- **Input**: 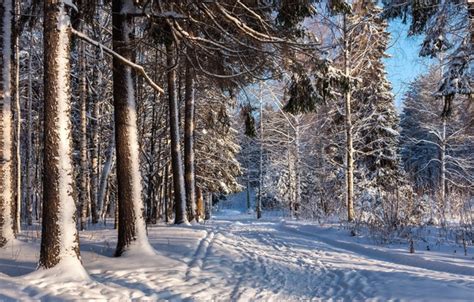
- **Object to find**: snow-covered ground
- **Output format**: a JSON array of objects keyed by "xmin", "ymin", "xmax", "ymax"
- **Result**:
[{"xmin": 1, "ymin": 196, "xmax": 473, "ymax": 301}]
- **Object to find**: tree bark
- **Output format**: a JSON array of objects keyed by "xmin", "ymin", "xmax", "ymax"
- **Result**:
[
  {"xmin": 166, "ymin": 43, "xmax": 187, "ymax": 224},
  {"xmin": 184, "ymin": 60, "xmax": 196, "ymax": 222},
  {"xmin": 25, "ymin": 34, "xmax": 33, "ymax": 226},
  {"xmin": 39, "ymin": 0, "xmax": 81, "ymax": 268},
  {"xmin": 343, "ymin": 14, "xmax": 355, "ymax": 222},
  {"xmin": 112, "ymin": 0, "xmax": 151, "ymax": 256},
  {"xmin": 0, "ymin": 0, "xmax": 15, "ymax": 247},
  {"xmin": 12, "ymin": 0, "xmax": 20, "ymax": 235},
  {"xmin": 79, "ymin": 38, "xmax": 90, "ymax": 231}
]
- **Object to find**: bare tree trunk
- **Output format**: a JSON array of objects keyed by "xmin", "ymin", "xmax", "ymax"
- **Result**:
[
  {"xmin": 0, "ymin": 0, "xmax": 15, "ymax": 246},
  {"xmin": 294, "ymin": 117, "xmax": 301, "ymax": 218},
  {"xmin": 89, "ymin": 68, "xmax": 100, "ymax": 224},
  {"xmin": 25, "ymin": 34, "xmax": 33, "ymax": 226},
  {"xmin": 12, "ymin": 0, "xmax": 20, "ymax": 234},
  {"xmin": 112, "ymin": 0, "xmax": 152, "ymax": 256},
  {"xmin": 166, "ymin": 43, "xmax": 187, "ymax": 225},
  {"xmin": 440, "ymin": 117, "xmax": 447, "ymax": 220},
  {"xmin": 343, "ymin": 14, "xmax": 355, "ymax": 222},
  {"xmin": 79, "ymin": 39, "xmax": 90, "ymax": 231},
  {"xmin": 196, "ymin": 186, "xmax": 203, "ymax": 220},
  {"xmin": 184, "ymin": 60, "xmax": 196, "ymax": 222},
  {"xmin": 257, "ymin": 88, "xmax": 263, "ymax": 219},
  {"xmin": 39, "ymin": 0, "xmax": 81, "ymax": 268},
  {"xmin": 163, "ymin": 162, "xmax": 170, "ymax": 223}
]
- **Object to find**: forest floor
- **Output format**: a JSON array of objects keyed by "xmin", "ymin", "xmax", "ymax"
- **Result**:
[{"xmin": 1, "ymin": 198, "xmax": 474, "ymax": 301}]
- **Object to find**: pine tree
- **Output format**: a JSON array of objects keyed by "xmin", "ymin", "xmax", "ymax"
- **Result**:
[
  {"xmin": 39, "ymin": 0, "xmax": 82, "ymax": 269},
  {"xmin": 349, "ymin": 1, "xmax": 404, "ymax": 226}
]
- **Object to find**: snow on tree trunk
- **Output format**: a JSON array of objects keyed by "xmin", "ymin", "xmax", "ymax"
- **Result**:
[
  {"xmin": 184, "ymin": 60, "xmax": 197, "ymax": 222},
  {"xmin": 98, "ymin": 135, "xmax": 115, "ymax": 220},
  {"xmin": 39, "ymin": 0, "xmax": 84, "ymax": 272},
  {"xmin": 25, "ymin": 36, "xmax": 33, "ymax": 226},
  {"xmin": 12, "ymin": 0, "xmax": 20, "ymax": 235},
  {"xmin": 343, "ymin": 14, "xmax": 355, "ymax": 222},
  {"xmin": 0, "ymin": 0, "xmax": 15, "ymax": 247},
  {"xmin": 112, "ymin": 0, "xmax": 154, "ymax": 256},
  {"xmin": 90, "ymin": 53, "xmax": 101, "ymax": 218},
  {"xmin": 79, "ymin": 39, "xmax": 90, "ymax": 231},
  {"xmin": 166, "ymin": 43, "xmax": 188, "ymax": 225}
]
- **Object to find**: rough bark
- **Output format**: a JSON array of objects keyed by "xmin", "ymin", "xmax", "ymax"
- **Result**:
[
  {"xmin": 184, "ymin": 60, "xmax": 196, "ymax": 222},
  {"xmin": 112, "ymin": 0, "xmax": 151, "ymax": 256},
  {"xmin": 39, "ymin": 0, "xmax": 81, "ymax": 268},
  {"xmin": 0, "ymin": 0, "xmax": 15, "ymax": 247},
  {"xmin": 166, "ymin": 43, "xmax": 187, "ymax": 224},
  {"xmin": 12, "ymin": 0, "xmax": 20, "ymax": 234},
  {"xmin": 79, "ymin": 39, "xmax": 90, "ymax": 231},
  {"xmin": 25, "ymin": 35, "xmax": 33, "ymax": 226}
]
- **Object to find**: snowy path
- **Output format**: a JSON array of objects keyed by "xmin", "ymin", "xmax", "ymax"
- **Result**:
[{"xmin": 1, "ymin": 212, "xmax": 474, "ymax": 301}]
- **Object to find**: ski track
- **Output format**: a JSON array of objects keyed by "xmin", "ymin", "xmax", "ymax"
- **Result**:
[{"xmin": 1, "ymin": 216, "xmax": 474, "ymax": 301}]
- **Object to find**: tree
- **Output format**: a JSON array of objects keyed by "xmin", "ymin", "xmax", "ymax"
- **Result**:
[
  {"xmin": 39, "ymin": 0, "xmax": 82, "ymax": 269},
  {"xmin": 184, "ymin": 59, "xmax": 197, "ymax": 222},
  {"xmin": 400, "ymin": 67, "xmax": 473, "ymax": 222},
  {"xmin": 112, "ymin": 0, "xmax": 153, "ymax": 256},
  {"xmin": 382, "ymin": 0, "xmax": 473, "ymax": 115},
  {"xmin": 166, "ymin": 41, "xmax": 188, "ymax": 225},
  {"xmin": 0, "ymin": 0, "xmax": 15, "ymax": 247}
]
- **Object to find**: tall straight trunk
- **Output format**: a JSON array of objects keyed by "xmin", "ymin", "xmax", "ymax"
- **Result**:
[
  {"xmin": 89, "ymin": 66, "xmax": 100, "ymax": 223},
  {"xmin": 257, "ymin": 89, "xmax": 263, "ymax": 219},
  {"xmin": 25, "ymin": 35, "xmax": 33, "ymax": 226},
  {"xmin": 343, "ymin": 14, "xmax": 355, "ymax": 222},
  {"xmin": 145, "ymin": 104, "xmax": 157, "ymax": 223},
  {"xmin": 39, "ymin": 0, "xmax": 82, "ymax": 268},
  {"xmin": 196, "ymin": 186, "xmax": 203, "ymax": 220},
  {"xmin": 294, "ymin": 117, "xmax": 301, "ymax": 217},
  {"xmin": 89, "ymin": 2, "xmax": 102, "ymax": 223},
  {"xmin": 163, "ymin": 162, "xmax": 170, "ymax": 223},
  {"xmin": 0, "ymin": 0, "xmax": 15, "ymax": 246},
  {"xmin": 12, "ymin": 0, "xmax": 20, "ymax": 234},
  {"xmin": 98, "ymin": 136, "xmax": 115, "ymax": 220},
  {"xmin": 184, "ymin": 60, "xmax": 196, "ymax": 222},
  {"xmin": 166, "ymin": 43, "xmax": 187, "ymax": 225},
  {"xmin": 79, "ymin": 39, "xmax": 90, "ymax": 231},
  {"xmin": 112, "ymin": 0, "xmax": 152, "ymax": 256},
  {"xmin": 440, "ymin": 117, "xmax": 447, "ymax": 218}
]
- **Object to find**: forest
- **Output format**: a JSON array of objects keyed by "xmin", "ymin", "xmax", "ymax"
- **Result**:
[{"xmin": 0, "ymin": 0, "xmax": 473, "ymax": 300}]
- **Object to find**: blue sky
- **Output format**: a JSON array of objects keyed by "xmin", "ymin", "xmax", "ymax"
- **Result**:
[{"xmin": 384, "ymin": 19, "xmax": 433, "ymax": 109}]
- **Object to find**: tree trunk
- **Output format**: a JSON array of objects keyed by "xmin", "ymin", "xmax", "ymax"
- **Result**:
[
  {"xmin": 39, "ymin": 0, "xmax": 81, "ymax": 268},
  {"xmin": 196, "ymin": 186, "xmax": 203, "ymax": 220},
  {"xmin": 112, "ymin": 0, "xmax": 152, "ymax": 256},
  {"xmin": 25, "ymin": 34, "xmax": 33, "ymax": 226},
  {"xmin": 184, "ymin": 60, "xmax": 196, "ymax": 222},
  {"xmin": 440, "ymin": 117, "xmax": 447, "ymax": 220},
  {"xmin": 166, "ymin": 43, "xmax": 187, "ymax": 225},
  {"xmin": 12, "ymin": 0, "xmax": 20, "ymax": 234},
  {"xmin": 89, "ymin": 64, "xmax": 100, "ymax": 224},
  {"xmin": 343, "ymin": 14, "xmax": 355, "ymax": 222},
  {"xmin": 294, "ymin": 117, "xmax": 301, "ymax": 218},
  {"xmin": 79, "ymin": 38, "xmax": 90, "ymax": 231},
  {"xmin": 257, "ymin": 89, "xmax": 263, "ymax": 219},
  {"xmin": 0, "ymin": 0, "xmax": 15, "ymax": 247}
]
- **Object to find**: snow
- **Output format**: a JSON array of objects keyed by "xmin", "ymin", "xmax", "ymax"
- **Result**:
[
  {"xmin": 0, "ymin": 0, "xmax": 14, "ymax": 244},
  {"xmin": 1, "ymin": 205, "xmax": 473, "ymax": 301},
  {"xmin": 55, "ymin": 1, "xmax": 81, "ymax": 262}
]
